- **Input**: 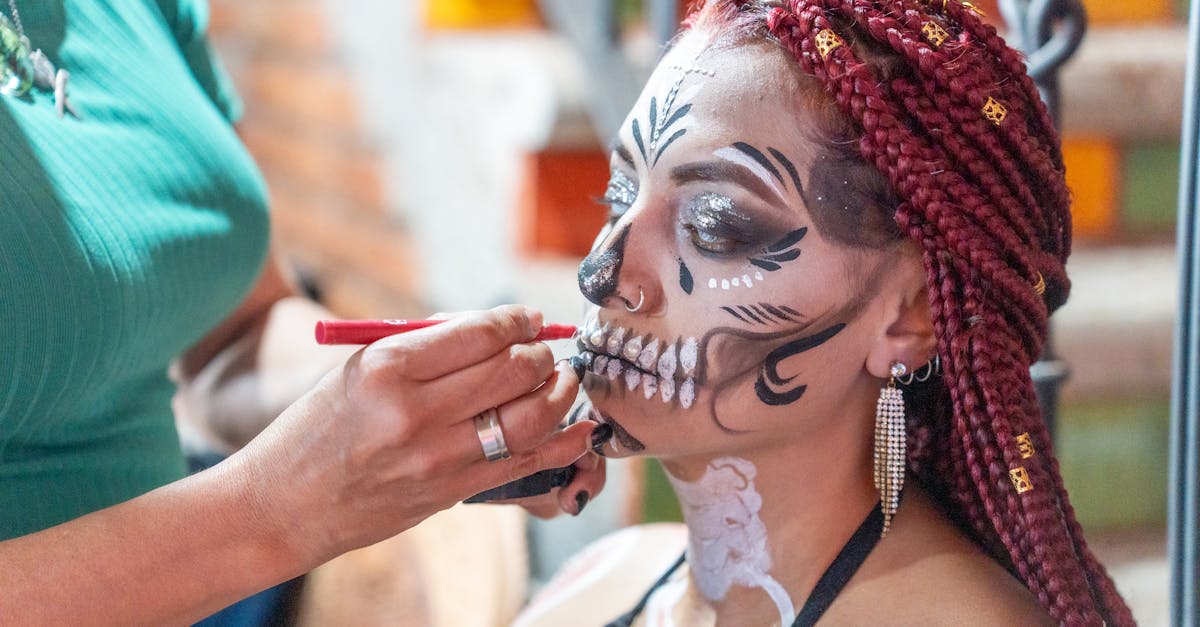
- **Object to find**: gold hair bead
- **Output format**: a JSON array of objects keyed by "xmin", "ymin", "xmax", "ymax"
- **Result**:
[
  {"xmin": 960, "ymin": 1, "xmax": 987, "ymax": 16},
  {"xmin": 1033, "ymin": 272, "xmax": 1046, "ymax": 296},
  {"xmin": 1009, "ymin": 467, "xmax": 1034, "ymax": 494},
  {"xmin": 982, "ymin": 96, "xmax": 1008, "ymax": 125},
  {"xmin": 1015, "ymin": 432, "xmax": 1036, "ymax": 459},
  {"xmin": 922, "ymin": 20, "xmax": 951, "ymax": 48},
  {"xmin": 815, "ymin": 29, "xmax": 844, "ymax": 59}
]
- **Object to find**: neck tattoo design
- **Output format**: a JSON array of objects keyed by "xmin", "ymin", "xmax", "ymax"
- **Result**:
[{"xmin": 669, "ymin": 457, "xmax": 794, "ymax": 625}]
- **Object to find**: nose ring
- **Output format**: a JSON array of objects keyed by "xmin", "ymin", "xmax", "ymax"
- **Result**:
[{"xmin": 624, "ymin": 287, "xmax": 645, "ymax": 313}]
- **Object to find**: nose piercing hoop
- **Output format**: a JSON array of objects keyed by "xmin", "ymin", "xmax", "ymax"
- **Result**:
[{"xmin": 624, "ymin": 288, "xmax": 645, "ymax": 313}]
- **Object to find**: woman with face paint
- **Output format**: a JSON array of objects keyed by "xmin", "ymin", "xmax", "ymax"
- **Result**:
[{"xmin": 517, "ymin": 1, "xmax": 1134, "ymax": 625}]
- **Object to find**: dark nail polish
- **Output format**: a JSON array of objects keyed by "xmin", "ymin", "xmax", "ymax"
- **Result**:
[
  {"xmin": 575, "ymin": 491, "xmax": 590, "ymax": 516},
  {"xmin": 589, "ymin": 423, "xmax": 613, "ymax": 452},
  {"xmin": 568, "ymin": 355, "xmax": 587, "ymax": 380}
]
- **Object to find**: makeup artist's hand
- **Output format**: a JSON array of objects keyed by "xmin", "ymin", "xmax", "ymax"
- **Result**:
[
  {"xmin": 222, "ymin": 304, "xmax": 600, "ymax": 567},
  {"xmin": 483, "ymin": 446, "xmax": 608, "ymax": 519}
]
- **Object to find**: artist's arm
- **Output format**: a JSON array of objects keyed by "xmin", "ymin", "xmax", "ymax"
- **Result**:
[
  {"xmin": 172, "ymin": 247, "xmax": 606, "ymax": 514},
  {"xmin": 0, "ymin": 304, "xmax": 600, "ymax": 625},
  {"xmin": 171, "ymin": 244, "xmax": 357, "ymax": 452}
]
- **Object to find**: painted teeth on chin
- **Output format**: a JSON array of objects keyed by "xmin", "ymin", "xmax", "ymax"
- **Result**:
[
  {"xmin": 657, "ymin": 343, "xmax": 677, "ymax": 380},
  {"xmin": 622, "ymin": 335, "xmax": 643, "ymax": 363},
  {"xmin": 589, "ymin": 323, "xmax": 608, "ymax": 351},
  {"xmin": 606, "ymin": 327, "xmax": 626, "ymax": 356},
  {"xmin": 660, "ymin": 378, "xmax": 676, "ymax": 403},
  {"xmin": 637, "ymin": 338, "xmax": 660, "ymax": 371},
  {"xmin": 594, "ymin": 355, "xmax": 610, "ymax": 375},
  {"xmin": 606, "ymin": 357, "xmax": 623, "ymax": 380},
  {"xmin": 642, "ymin": 373, "xmax": 658, "ymax": 399},
  {"xmin": 680, "ymin": 337, "xmax": 698, "ymax": 377},
  {"xmin": 679, "ymin": 378, "xmax": 695, "ymax": 409},
  {"xmin": 624, "ymin": 368, "xmax": 641, "ymax": 391}
]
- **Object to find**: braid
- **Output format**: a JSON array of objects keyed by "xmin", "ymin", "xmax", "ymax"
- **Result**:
[{"xmin": 685, "ymin": 1, "xmax": 1135, "ymax": 624}]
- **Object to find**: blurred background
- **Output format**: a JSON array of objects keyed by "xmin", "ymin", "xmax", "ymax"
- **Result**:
[{"xmin": 205, "ymin": 0, "xmax": 1183, "ymax": 624}]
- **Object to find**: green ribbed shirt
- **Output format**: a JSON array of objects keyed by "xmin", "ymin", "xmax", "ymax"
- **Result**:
[{"xmin": 0, "ymin": 0, "xmax": 269, "ymax": 539}]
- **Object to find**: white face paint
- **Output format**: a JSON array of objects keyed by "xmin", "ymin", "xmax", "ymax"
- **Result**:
[
  {"xmin": 713, "ymin": 146, "xmax": 786, "ymax": 204},
  {"xmin": 667, "ymin": 457, "xmax": 795, "ymax": 625},
  {"xmin": 578, "ymin": 319, "xmax": 700, "ymax": 410},
  {"xmin": 706, "ymin": 270, "xmax": 766, "ymax": 291}
]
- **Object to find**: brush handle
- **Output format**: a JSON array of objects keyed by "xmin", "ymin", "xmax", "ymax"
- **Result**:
[{"xmin": 315, "ymin": 319, "xmax": 577, "ymax": 345}]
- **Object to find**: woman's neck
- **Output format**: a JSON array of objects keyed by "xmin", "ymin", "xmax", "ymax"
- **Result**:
[{"xmin": 660, "ymin": 409, "xmax": 879, "ymax": 626}]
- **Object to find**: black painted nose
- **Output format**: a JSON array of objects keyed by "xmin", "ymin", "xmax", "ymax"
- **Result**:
[{"xmin": 577, "ymin": 224, "xmax": 630, "ymax": 307}]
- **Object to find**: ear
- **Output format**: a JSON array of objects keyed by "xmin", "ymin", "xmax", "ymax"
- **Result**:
[{"xmin": 864, "ymin": 243, "xmax": 937, "ymax": 380}]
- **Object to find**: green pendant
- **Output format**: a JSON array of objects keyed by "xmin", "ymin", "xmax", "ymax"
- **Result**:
[{"xmin": 0, "ymin": 14, "xmax": 33, "ymax": 97}]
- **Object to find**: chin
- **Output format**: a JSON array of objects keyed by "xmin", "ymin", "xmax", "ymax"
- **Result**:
[{"xmin": 575, "ymin": 389, "xmax": 649, "ymax": 457}]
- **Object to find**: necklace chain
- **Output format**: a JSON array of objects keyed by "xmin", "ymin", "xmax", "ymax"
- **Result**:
[{"xmin": 5, "ymin": 0, "xmax": 23, "ymax": 39}]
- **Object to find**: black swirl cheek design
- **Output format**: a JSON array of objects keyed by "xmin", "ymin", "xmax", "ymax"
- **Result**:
[
  {"xmin": 578, "ymin": 224, "xmax": 631, "ymax": 306},
  {"xmin": 748, "ymin": 227, "xmax": 807, "ymax": 272},
  {"xmin": 754, "ymin": 322, "xmax": 845, "ymax": 406}
]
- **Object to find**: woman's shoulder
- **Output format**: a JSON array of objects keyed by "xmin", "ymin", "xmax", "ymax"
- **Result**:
[
  {"xmin": 826, "ymin": 490, "xmax": 1055, "ymax": 626},
  {"xmin": 512, "ymin": 522, "xmax": 688, "ymax": 627}
]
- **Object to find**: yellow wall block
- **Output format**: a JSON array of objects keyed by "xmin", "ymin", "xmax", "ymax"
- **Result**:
[
  {"xmin": 1081, "ymin": 0, "xmax": 1174, "ymax": 25},
  {"xmin": 425, "ymin": 0, "xmax": 542, "ymax": 29},
  {"xmin": 1062, "ymin": 136, "xmax": 1120, "ymax": 239}
]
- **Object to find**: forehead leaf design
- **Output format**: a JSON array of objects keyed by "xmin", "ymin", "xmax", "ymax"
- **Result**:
[{"xmin": 630, "ymin": 42, "xmax": 713, "ymax": 167}]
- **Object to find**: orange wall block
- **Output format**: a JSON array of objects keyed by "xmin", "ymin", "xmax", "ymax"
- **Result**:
[
  {"xmin": 516, "ymin": 150, "xmax": 611, "ymax": 258},
  {"xmin": 1062, "ymin": 136, "xmax": 1120, "ymax": 240},
  {"xmin": 425, "ymin": 0, "xmax": 543, "ymax": 29},
  {"xmin": 1081, "ymin": 0, "xmax": 1175, "ymax": 25}
]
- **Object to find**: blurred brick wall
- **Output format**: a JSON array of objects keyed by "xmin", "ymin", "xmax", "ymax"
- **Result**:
[{"xmin": 208, "ymin": 0, "xmax": 424, "ymax": 318}]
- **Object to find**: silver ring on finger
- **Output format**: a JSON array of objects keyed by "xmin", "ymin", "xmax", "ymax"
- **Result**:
[{"xmin": 474, "ymin": 407, "xmax": 510, "ymax": 462}]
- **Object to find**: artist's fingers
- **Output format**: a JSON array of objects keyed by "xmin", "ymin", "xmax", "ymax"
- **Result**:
[
  {"xmin": 421, "ymin": 340, "xmax": 558, "ymax": 422},
  {"xmin": 443, "ymin": 359, "xmax": 579, "ymax": 465},
  {"xmin": 557, "ymin": 448, "xmax": 607, "ymax": 516},
  {"xmin": 371, "ymin": 305, "xmax": 543, "ymax": 381},
  {"xmin": 464, "ymin": 420, "xmax": 598, "ymax": 494}
]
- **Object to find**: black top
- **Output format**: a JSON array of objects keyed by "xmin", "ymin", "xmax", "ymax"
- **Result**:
[{"xmin": 606, "ymin": 503, "xmax": 885, "ymax": 627}]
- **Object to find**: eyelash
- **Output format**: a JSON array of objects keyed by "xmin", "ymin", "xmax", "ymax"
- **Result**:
[
  {"xmin": 682, "ymin": 192, "xmax": 752, "ymax": 255},
  {"xmin": 598, "ymin": 173, "xmax": 754, "ymax": 256},
  {"xmin": 600, "ymin": 171, "xmax": 637, "ymax": 221}
]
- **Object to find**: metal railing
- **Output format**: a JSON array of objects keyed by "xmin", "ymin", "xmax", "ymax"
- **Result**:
[{"xmin": 1171, "ymin": 0, "xmax": 1200, "ymax": 623}]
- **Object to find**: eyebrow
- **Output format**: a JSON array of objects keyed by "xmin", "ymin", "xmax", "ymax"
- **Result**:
[
  {"xmin": 669, "ymin": 160, "xmax": 789, "ymax": 210},
  {"xmin": 610, "ymin": 140, "xmax": 636, "ymax": 169}
]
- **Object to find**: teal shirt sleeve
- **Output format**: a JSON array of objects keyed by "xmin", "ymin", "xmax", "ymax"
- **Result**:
[{"xmin": 153, "ymin": 0, "xmax": 244, "ymax": 123}]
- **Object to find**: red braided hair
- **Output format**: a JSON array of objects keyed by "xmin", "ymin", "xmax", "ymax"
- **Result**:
[{"xmin": 681, "ymin": 1, "xmax": 1133, "ymax": 624}]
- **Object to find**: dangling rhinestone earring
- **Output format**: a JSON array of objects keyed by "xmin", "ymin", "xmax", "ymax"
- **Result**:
[{"xmin": 874, "ymin": 362, "xmax": 908, "ymax": 536}]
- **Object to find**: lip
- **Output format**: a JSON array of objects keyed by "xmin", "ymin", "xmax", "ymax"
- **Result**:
[{"xmin": 576, "ymin": 316, "xmax": 698, "ymax": 409}]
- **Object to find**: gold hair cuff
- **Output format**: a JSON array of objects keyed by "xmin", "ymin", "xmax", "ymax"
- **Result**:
[
  {"xmin": 815, "ymin": 29, "xmax": 844, "ymax": 59},
  {"xmin": 1033, "ymin": 272, "xmax": 1046, "ymax": 296},
  {"xmin": 982, "ymin": 96, "xmax": 1008, "ymax": 125},
  {"xmin": 922, "ymin": 21, "xmax": 951, "ymax": 48},
  {"xmin": 1015, "ymin": 432, "xmax": 1036, "ymax": 459},
  {"xmin": 1009, "ymin": 467, "xmax": 1034, "ymax": 494}
]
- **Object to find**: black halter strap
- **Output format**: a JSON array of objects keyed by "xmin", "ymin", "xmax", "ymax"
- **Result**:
[{"xmin": 605, "ymin": 502, "xmax": 884, "ymax": 627}]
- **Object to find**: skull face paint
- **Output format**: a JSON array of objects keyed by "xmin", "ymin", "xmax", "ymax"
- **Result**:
[{"xmin": 577, "ymin": 36, "xmax": 896, "ymax": 458}]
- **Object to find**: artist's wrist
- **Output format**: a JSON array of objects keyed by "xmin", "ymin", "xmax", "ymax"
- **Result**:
[{"xmin": 211, "ymin": 448, "xmax": 317, "ymax": 586}]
